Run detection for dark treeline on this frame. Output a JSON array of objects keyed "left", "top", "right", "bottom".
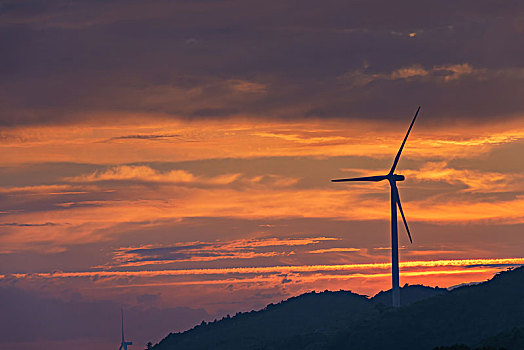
[{"left": 152, "top": 266, "right": 524, "bottom": 349}]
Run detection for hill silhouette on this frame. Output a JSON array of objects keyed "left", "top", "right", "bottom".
[
  {"left": 372, "top": 283, "right": 448, "bottom": 306},
  {"left": 152, "top": 266, "right": 524, "bottom": 350},
  {"left": 154, "top": 290, "right": 374, "bottom": 349},
  {"left": 431, "top": 326, "right": 524, "bottom": 349},
  {"left": 478, "top": 326, "right": 524, "bottom": 349}
]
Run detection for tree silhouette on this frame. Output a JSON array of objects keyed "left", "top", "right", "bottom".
[{"left": 153, "top": 267, "right": 524, "bottom": 350}]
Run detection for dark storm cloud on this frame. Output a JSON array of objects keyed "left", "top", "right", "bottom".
[{"left": 1, "top": 0, "right": 523, "bottom": 126}]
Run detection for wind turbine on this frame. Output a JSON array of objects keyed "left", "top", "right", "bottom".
[
  {"left": 332, "top": 106, "right": 420, "bottom": 307},
  {"left": 119, "top": 308, "right": 133, "bottom": 350}
]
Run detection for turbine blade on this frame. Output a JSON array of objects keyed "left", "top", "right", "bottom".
[
  {"left": 394, "top": 186, "right": 412, "bottom": 244},
  {"left": 332, "top": 175, "right": 388, "bottom": 182},
  {"left": 389, "top": 106, "right": 420, "bottom": 174}
]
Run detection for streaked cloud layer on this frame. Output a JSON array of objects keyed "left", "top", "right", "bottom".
[
  {"left": 1, "top": 119, "right": 523, "bottom": 288},
  {"left": 7, "top": 258, "right": 523, "bottom": 280}
]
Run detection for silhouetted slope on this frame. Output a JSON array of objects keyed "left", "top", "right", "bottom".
[
  {"left": 372, "top": 284, "right": 448, "bottom": 306},
  {"left": 433, "top": 327, "right": 524, "bottom": 350},
  {"left": 478, "top": 326, "right": 524, "bottom": 349},
  {"left": 153, "top": 267, "right": 524, "bottom": 350},
  {"left": 433, "top": 346, "right": 504, "bottom": 350},
  {"left": 330, "top": 267, "right": 524, "bottom": 349},
  {"left": 154, "top": 290, "right": 374, "bottom": 349}
]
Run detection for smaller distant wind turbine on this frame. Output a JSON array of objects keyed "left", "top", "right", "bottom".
[
  {"left": 119, "top": 308, "right": 133, "bottom": 350},
  {"left": 332, "top": 106, "right": 421, "bottom": 307}
]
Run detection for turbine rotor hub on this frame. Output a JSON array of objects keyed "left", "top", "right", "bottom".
[{"left": 388, "top": 174, "right": 405, "bottom": 182}]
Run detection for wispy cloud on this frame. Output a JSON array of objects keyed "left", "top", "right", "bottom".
[
  {"left": 345, "top": 63, "right": 479, "bottom": 86},
  {"left": 5, "top": 258, "right": 523, "bottom": 281},
  {"left": 309, "top": 248, "right": 360, "bottom": 254},
  {"left": 87, "top": 268, "right": 498, "bottom": 289},
  {"left": 253, "top": 132, "right": 349, "bottom": 145},
  {"left": 107, "top": 237, "right": 338, "bottom": 267},
  {"left": 66, "top": 166, "right": 241, "bottom": 185},
  {"left": 3, "top": 256, "right": 522, "bottom": 315},
  {"left": 404, "top": 161, "right": 524, "bottom": 193},
  {"left": 0, "top": 222, "right": 58, "bottom": 227},
  {"left": 108, "top": 134, "right": 182, "bottom": 141},
  {"left": 2, "top": 119, "right": 524, "bottom": 166},
  {"left": 2, "top": 184, "right": 524, "bottom": 253},
  {"left": 229, "top": 80, "right": 267, "bottom": 94}
]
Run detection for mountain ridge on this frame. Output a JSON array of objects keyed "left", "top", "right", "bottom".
[{"left": 153, "top": 266, "right": 524, "bottom": 349}]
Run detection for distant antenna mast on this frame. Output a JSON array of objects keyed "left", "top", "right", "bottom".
[
  {"left": 332, "top": 106, "right": 421, "bottom": 307},
  {"left": 119, "top": 308, "right": 133, "bottom": 350}
]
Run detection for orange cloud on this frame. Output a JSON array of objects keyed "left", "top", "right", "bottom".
[
  {"left": 3, "top": 258, "right": 520, "bottom": 312},
  {"left": 106, "top": 237, "right": 337, "bottom": 267},
  {"left": 404, "top": 161, "right": 524, "bottom": 192},
  {"left": 5, "top": 258, "right": 522, "bottom": 280},
  {"left": 86, "top": 268, "right": 496, "bottom": 288},
  {"left": 2, "top": 181, "right": 524, "bottom": 252},
  {"left": 309, "top": 248, "right": 360, "bottom": 254},
  {"left": 1, "top": 117, "right": 523, "bottom": 165},
  {"left": 67, "top": 165, "right": 241, "bottom": 185}
]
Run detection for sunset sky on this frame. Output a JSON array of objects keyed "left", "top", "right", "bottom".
[{"left": 1, "top": 1, "right": 524, "bottom": 349}]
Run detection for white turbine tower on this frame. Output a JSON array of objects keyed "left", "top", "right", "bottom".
[
  {"left": 332, "top": 106, "right": 420, "bottom": 307},
  {"left": 119, "top": 308, "right": 133, "bottom": 350}
]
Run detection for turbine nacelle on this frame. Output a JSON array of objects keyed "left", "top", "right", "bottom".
[{"left": 389, "top": 174, "right": 405, "bottom": 182}]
